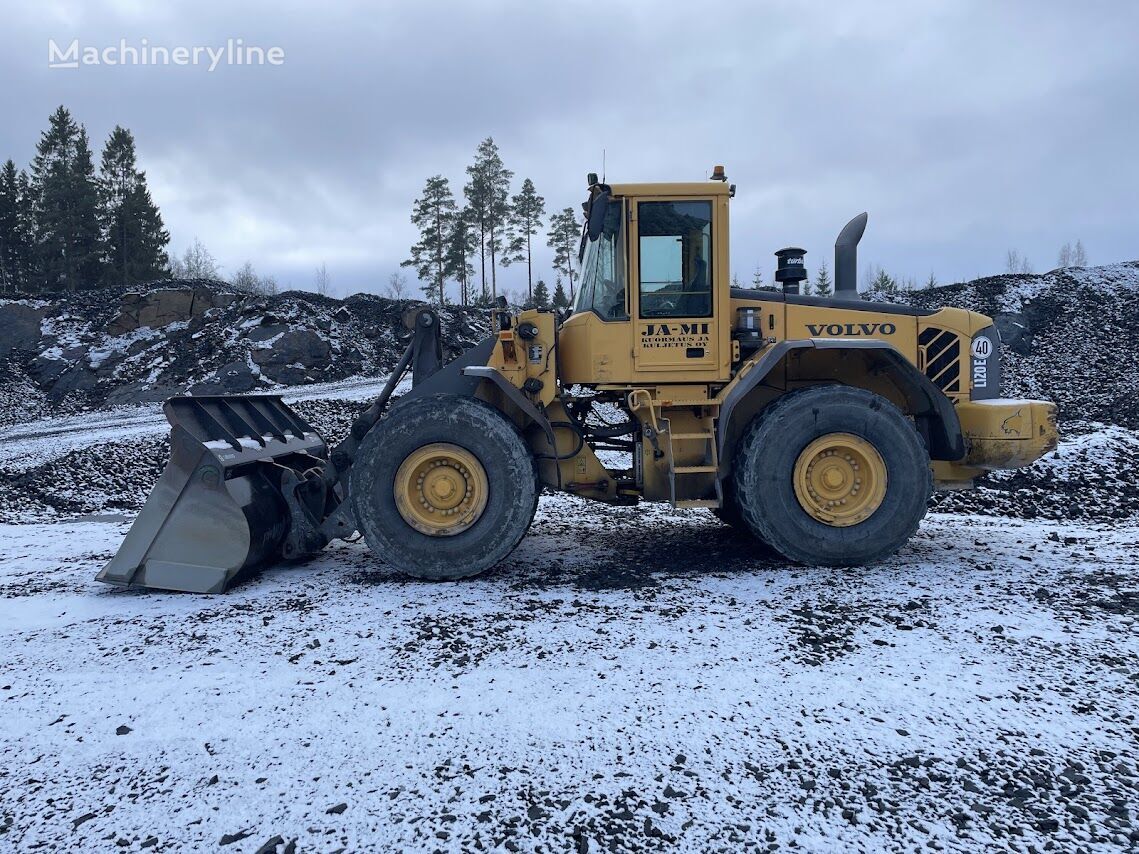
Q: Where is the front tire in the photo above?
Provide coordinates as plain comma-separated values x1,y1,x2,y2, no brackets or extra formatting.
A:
733,386,931,566
350,394,538,580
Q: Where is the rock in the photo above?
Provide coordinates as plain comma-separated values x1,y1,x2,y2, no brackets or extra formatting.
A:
246,324,289,343
50,364,99,397
326,803,347,815
262,364,309,386
0,303,45,358
115,724,132,735
252,330,331,371
107,287,236,334
994,312,1033,355
220,829,253,845
253,835,284,854
191,361,259,395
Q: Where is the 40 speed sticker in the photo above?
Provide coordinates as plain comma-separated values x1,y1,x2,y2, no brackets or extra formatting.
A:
971,336,993,360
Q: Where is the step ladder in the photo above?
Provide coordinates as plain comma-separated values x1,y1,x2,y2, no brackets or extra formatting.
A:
663,414,723,509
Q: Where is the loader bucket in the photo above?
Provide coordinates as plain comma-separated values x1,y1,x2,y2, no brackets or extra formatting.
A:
96,395,329,594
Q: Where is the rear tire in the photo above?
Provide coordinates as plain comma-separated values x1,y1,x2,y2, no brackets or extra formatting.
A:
733,386,930,566
350,394,538,580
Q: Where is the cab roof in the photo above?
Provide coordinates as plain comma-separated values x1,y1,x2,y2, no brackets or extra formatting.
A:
604,181,732,197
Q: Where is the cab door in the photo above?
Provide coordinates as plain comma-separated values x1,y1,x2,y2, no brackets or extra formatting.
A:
631,197,723,375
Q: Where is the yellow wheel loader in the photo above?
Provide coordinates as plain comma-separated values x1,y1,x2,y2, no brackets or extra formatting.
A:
97,168,1058,593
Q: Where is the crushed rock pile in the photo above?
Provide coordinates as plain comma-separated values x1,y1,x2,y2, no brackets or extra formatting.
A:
0,279,488,424
869,261,1139,428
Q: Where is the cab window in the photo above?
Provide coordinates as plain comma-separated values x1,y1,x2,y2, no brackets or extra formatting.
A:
638,200,712,318
574,199,627,320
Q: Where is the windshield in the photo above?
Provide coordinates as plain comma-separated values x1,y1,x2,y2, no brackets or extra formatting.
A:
573,199,627,320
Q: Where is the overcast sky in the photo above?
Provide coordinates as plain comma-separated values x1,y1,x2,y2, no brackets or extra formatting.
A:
3,1,1137,298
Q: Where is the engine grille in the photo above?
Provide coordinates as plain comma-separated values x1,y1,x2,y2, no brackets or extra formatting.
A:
918,327,961,396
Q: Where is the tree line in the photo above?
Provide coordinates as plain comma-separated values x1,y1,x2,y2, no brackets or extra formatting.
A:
0,106,170,294
0,106,290,298
402,137,579,308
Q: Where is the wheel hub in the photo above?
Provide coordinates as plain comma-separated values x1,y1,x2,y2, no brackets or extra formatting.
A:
793,433,887,527
394,443,488,536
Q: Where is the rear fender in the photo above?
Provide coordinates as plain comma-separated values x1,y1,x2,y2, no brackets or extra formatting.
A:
719,339,964,474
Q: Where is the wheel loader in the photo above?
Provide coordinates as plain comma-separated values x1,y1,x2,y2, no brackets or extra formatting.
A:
97,167,1058,593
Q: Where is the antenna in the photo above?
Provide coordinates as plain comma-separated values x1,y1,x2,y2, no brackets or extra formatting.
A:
602,148,606,183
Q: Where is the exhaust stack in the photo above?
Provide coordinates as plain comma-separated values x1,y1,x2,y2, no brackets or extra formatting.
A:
834,212,868,298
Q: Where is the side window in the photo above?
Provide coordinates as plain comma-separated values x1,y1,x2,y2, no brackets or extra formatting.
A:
638,200,713,318
576,199,627,320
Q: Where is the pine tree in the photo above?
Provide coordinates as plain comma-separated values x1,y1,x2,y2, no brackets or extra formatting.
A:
14,169,36,289
1072,239,1087,267
925,271,937,289
552,277,569,309
464,138,512,300
504,178,545,300
99,125,169,286
71,127,103,288
870,268,898,295
0,160,27,293
814,261,833,296
751,265,764,289
31,107,104,291
402,175,456,307
532,278,550,309
547,207,580,299
483,141,512,299
445,207,477,305
462,151,490,301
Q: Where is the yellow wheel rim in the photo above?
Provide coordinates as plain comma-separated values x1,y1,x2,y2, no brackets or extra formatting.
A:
793,433,887,527
393,443,488,537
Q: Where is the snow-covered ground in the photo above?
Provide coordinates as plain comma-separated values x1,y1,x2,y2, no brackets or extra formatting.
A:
1,506,1136,852
2,375,1137,852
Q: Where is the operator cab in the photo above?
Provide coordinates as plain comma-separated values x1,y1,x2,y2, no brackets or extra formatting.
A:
560,174,733,385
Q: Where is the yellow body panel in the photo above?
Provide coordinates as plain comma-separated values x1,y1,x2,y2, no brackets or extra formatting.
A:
956,399,1059,470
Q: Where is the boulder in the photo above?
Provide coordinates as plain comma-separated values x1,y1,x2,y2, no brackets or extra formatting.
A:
262,364,309,385
190,360,259,395
49,363,98,397
251,330,331,370
107,287,239,334
246,323,289,343
994,312,1032,355
0,303,45,358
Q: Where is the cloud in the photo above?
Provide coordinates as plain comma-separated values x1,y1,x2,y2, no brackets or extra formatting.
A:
2,0,1137,296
